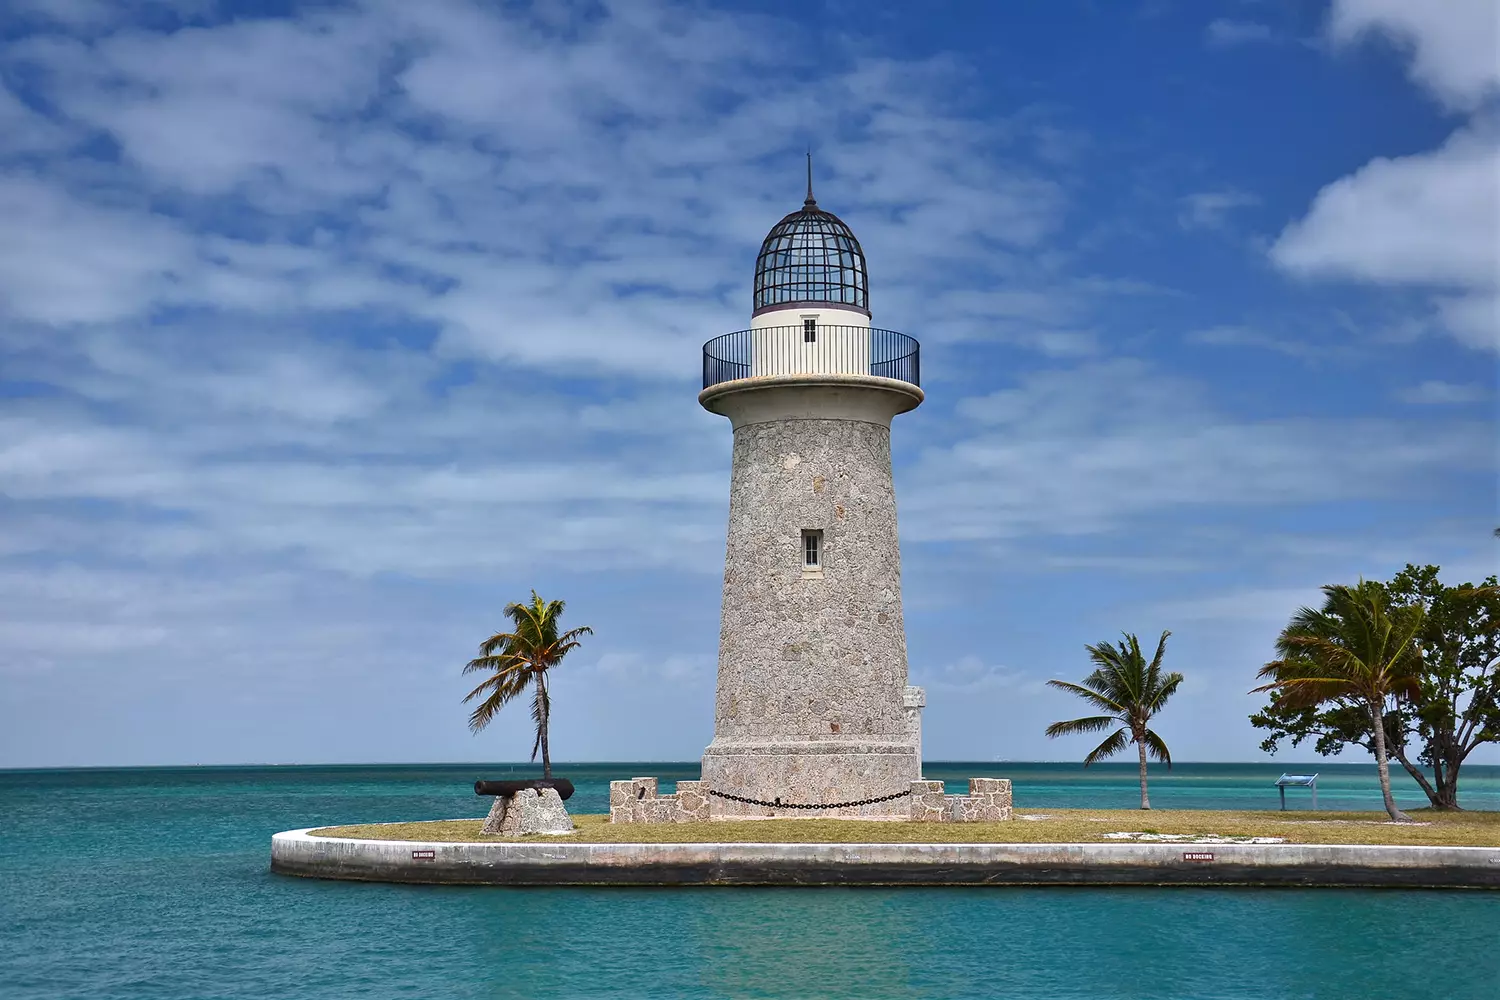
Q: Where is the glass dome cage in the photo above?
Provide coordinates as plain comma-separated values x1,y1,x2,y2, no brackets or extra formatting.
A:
752,163,869,317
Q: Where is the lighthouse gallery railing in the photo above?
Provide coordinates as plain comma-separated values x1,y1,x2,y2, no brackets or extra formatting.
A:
701,326,920,390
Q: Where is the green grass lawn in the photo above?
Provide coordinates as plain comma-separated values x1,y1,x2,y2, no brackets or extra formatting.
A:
310,808,1500,847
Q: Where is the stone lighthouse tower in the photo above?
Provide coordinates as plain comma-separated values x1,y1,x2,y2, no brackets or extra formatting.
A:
696,162,925,818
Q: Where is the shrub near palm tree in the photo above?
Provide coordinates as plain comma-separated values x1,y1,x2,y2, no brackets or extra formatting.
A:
1046,631,1183,810
1252,581,1423,822
462,591,592,780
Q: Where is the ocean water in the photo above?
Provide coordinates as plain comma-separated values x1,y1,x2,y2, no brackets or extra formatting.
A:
2,762,1497,1000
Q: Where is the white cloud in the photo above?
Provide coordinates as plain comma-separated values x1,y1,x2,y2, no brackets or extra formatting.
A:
1394,379,1490,405
0,1,1491,767
1328,0,1500,111
1268,3,1500,352
1205,19,1275,47
1271,128,1499,288
0,0,1079,374
1270,126,1500,350
0,175,198,324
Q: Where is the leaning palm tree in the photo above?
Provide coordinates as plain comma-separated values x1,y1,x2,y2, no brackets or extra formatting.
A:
1046,630,1183,810
462,591,592,780
1251,581,1423,822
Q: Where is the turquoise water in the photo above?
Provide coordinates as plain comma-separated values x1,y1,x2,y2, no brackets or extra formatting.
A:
2,762,1498,999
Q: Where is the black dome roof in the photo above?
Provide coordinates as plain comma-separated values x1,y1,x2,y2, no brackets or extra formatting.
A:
752,169,869,317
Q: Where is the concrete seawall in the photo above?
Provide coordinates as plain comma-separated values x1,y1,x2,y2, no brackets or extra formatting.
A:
271,829,1500,888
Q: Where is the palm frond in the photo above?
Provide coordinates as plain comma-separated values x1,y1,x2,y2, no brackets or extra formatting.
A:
1083,727,1130,766
1141,727,1173,768
528,681,551,762
466,688,511,734
1143,671,1185,714
476,630,520,659
463,652,521,676
556,625,594,645
1044,715,1119,739
1045,679,1125,715
462,667,529,709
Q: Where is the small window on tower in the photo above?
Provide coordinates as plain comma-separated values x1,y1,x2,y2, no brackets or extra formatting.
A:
802,529,823,574
803,318,817,343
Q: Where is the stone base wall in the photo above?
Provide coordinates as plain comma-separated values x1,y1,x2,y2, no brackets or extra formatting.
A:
909,778,1013,823
610,774,1013,824
609,778,711,824
700,739,920,819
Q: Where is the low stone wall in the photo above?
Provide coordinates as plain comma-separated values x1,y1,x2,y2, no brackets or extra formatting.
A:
610,778,711,824
910,778,1013,823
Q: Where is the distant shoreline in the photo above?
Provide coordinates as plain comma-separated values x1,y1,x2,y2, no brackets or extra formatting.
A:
9,759,1500,772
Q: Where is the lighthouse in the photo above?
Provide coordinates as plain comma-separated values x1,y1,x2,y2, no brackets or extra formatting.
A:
696,161,926,818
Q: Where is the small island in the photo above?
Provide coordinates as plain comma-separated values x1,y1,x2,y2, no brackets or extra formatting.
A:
308,809,1500,848
271,170,1498,891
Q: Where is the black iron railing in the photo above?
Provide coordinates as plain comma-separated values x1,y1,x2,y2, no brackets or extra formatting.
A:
701,326,920,390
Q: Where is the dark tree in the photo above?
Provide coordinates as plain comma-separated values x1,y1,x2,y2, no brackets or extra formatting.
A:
1252,581,1422,821
1251,568,1500,812
1382,566,1500,809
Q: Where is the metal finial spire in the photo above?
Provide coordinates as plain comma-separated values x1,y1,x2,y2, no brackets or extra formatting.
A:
804,150,816,207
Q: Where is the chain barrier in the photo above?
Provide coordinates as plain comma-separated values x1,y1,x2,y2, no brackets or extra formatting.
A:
707,787,912,810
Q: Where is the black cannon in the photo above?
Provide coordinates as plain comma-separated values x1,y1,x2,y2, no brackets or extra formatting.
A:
474,778,575,801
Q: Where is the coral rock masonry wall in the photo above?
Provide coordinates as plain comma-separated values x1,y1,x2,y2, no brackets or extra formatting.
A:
610,778,711,824
910,779,1012,822
697,380,928,818
948,778,1013,822
609,777,1013,824
481,788,575,836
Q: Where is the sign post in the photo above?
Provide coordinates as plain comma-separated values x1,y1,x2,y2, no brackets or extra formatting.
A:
1275,773,1318,811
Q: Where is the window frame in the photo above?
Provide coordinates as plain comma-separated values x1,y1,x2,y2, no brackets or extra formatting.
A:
801,528,824,577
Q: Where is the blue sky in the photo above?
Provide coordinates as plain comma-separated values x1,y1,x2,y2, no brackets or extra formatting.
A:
0,0,1495,768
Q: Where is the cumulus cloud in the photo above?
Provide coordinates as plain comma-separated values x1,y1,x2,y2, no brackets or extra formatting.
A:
1270,3,1500,351
1328,0,1500,112
1271,124,1499,350
1272,128,1499,289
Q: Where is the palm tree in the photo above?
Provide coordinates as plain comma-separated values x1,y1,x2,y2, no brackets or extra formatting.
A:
462,591,592,780
1045,631,1183,810
1252,581,1423,822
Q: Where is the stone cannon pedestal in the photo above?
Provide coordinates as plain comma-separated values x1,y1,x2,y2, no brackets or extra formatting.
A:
482,787,574,836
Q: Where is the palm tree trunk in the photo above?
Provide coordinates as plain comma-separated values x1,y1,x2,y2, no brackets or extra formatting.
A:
1368,699,1411,822
538,673,551,780
1136,735,1151,810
